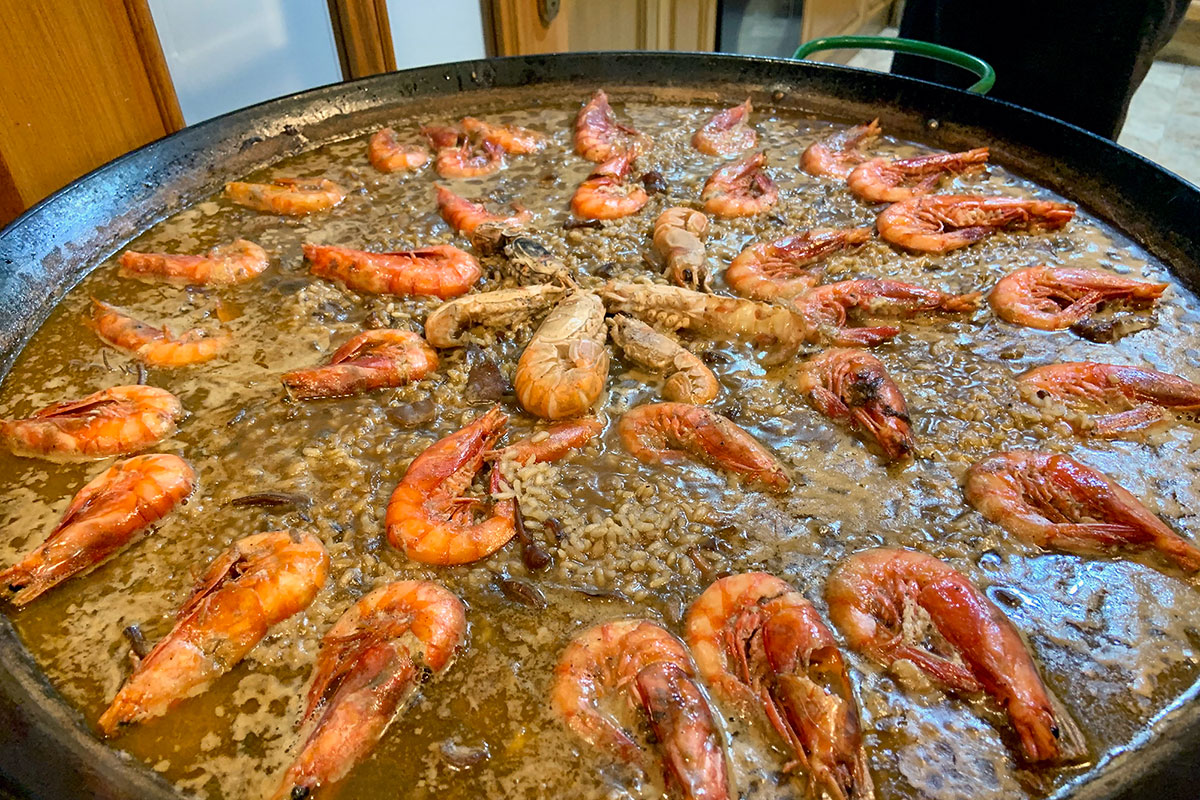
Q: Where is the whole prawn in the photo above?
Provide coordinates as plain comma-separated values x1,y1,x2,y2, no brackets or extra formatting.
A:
801,120,881,179
726,228,872,300
423,284,568,348
0,454,195,606
436,139,505,179
118,239,268,286
575,89,648,162
654,207,712,291
225,179,345,216
385,406,515,565
877,195,1075,253
488,418,604,467
1017,361,1200,436
826,547,1087,765
461,116,547,154
701,151,778,218
990,265,1167,331
305,243,481,298
88,299,229,367
1,385,182,461
435,184,531,235
368,127,430,172
686,573,874,800
795,349,915,462
618,402,790,491
514,291,610,420
608,315,720,405
599,281,806,366
98,531,329,736
847,147,989,203
281,329,438,400
552,619,730,800
965,450,1200,574
794,279,981,346
272,581,465,800
571,149,649,221
692,99,756,156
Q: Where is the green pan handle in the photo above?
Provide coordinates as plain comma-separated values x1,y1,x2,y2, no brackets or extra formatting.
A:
792,36,996,95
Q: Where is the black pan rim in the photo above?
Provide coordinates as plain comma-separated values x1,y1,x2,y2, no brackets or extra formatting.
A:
2,51,1199,800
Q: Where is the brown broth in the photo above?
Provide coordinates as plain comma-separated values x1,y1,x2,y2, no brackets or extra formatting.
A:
2,96,1200,800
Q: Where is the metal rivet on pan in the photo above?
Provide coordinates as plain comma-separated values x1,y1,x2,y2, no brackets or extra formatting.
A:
927,119,940,130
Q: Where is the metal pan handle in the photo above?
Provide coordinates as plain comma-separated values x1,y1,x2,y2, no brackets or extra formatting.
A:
792,36,996,95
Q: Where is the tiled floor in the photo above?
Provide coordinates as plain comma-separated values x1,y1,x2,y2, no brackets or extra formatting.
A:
843,33,1200,187
1119,60,1200,186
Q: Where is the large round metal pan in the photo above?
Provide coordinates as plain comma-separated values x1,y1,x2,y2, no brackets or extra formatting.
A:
1,52,1198,800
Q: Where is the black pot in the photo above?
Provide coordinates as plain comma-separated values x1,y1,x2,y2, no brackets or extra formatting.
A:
1,53,1198,800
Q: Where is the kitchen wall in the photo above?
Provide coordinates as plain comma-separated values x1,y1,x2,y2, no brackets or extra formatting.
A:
146,0,345,125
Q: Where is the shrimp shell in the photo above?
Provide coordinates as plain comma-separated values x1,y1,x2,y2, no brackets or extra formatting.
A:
423,284,568,348
801,120,881,178
271,581,465,799
599,281,806,366
224,179,345,216
98,531,329,735
608,315,719,404
385,406,515,565
795,349,915,462
552,619,730,798
653,207,711,291
686,573,874,800
281,329,439,400
88,299,229,367
692,99,756,156
515,291,610,420
989,265,1167,330
826,547,1086,764
618,402,790,491
847,147,989,203
0,384,182,461
305,243,481,299
0,454,195,606
118,239,268,286
964,450,1200,573
726,228,872,301
701,151,778,218
877,195,1075,253
1017,361,1200,436
368,127,430,172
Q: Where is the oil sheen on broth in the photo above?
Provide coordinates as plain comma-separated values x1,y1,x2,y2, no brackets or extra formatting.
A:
1,94,1200,800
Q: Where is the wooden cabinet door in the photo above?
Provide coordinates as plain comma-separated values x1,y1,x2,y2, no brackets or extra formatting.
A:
0,0,183,225
491,0,717,56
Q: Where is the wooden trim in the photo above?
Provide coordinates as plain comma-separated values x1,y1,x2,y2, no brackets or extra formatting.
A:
0,150,24,228
326,0,397,79
478,0,499,56
491,0,568,56
121,0,184,132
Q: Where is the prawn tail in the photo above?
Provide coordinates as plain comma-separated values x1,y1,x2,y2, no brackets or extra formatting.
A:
1089,405,1165,437
1043,684,1089,765
829,325,901,347
943,291,984,312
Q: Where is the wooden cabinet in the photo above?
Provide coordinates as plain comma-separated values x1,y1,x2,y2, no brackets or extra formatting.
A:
0,0,183,225
492,0,717,56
